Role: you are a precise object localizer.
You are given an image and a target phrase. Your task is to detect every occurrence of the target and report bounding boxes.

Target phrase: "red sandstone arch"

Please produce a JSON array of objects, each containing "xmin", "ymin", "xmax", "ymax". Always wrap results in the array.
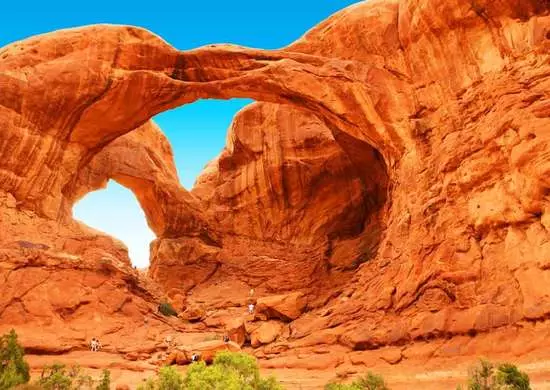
[
  {"xmin": 2, "ymin": 0, "xmax": 550, "ymax": 361},
  {"xmin": 0, "ymin": 25, "xmax": 404, "ymax": 236}
]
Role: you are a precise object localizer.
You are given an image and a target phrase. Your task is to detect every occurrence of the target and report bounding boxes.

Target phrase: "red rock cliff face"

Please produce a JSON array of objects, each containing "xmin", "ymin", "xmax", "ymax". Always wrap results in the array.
[
  {"xmin": 150, "ymin": 101, "xmax": 388, "ymax": 303},
  {"xmin": 1, "ymin": 0, "xmax": 550, "ymax": 366},
  {"xmin": 193, "ymin": 102, "xmax": 377, "ymax": 247}
]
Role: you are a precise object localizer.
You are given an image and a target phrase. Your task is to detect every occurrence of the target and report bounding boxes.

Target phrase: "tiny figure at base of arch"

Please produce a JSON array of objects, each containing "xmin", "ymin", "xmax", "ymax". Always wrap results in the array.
[
  {"xmin": 90, "ymin": 338, "xmax": 102, "ymax": 352},
  {"xmin": 191, "ymin": 352, "xmax": 200, "ymax": 362},
  {"xmin": 248, "ymin": 303, "xmax": 255, "ymax": 314}
]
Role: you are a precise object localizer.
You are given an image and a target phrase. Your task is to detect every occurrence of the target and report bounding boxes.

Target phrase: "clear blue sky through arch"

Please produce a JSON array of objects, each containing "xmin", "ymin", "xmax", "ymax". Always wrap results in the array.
[{"xmin": 2, "ymin": 0, "xmax": 361, "ymax": 267}]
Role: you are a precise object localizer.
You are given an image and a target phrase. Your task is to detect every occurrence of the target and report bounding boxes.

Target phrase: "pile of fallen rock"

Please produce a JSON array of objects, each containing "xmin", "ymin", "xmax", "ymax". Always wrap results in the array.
[{"xmin": 157, "ymin": 292, "xmax": 306, "ymax": 366}]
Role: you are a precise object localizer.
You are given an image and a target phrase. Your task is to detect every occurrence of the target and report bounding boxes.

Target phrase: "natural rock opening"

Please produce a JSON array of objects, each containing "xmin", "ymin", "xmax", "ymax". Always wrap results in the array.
[
  {"xmin": 0, "ymin": 24, "xmax": 398, "ymax": 340},
  {"xmin": 147, "ymin": 101, "xmax": 391, "ymax": 306},
  {"xmin": 4, "ymin": 0, "xmax": 550, "ymax": 370},
  {"xmin": 73, "ymin": 180, "xmax": 155, "ymax": 268},
  {"xmin": 71, "ymin": 98, "xmax": 256, "ymax": 268},
  {"xmin": 154, "ymin": 98, "xmax": 254, "ymax": 190}
]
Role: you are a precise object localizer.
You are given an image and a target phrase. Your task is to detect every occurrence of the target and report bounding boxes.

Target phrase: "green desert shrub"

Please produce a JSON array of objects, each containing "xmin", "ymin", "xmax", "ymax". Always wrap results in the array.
[
  {"xmin": 189, "ymin": 351, "xmax": 282, "ymax": 390},
  {"xmin": 0, "ymin": 329, "xmax": 30, "ymax": 389},
  {"xmin": 95, "ymin": 369, "xmax": 111, "ymax": 390},
  {"xmin": 137, "ymin": 378, "xmax": 157, "ymax": 390},
  {"xmin": 151, "ymin": 366, "xmax": 184, "ymax": 390},
  {"xmin": 201, "ymin": 335, "xmax": 219, "ymax": 342},
  {"xmin": 37, "ymin": 363, "xmax": 73, "ymax": 390},
  {"xmin": 158, "ymin": 302, "xmax": 178, "ymax": 317},
  {"xmin": 139, "ymin": 351, "xmax": 283, "ymax": 390},
  {"xmin": 37, "ymin": 364, "xmax": 103, "ymax": 390},
  {"xmin": 456, "ymin": 359, "xmax": 531, "ymax": 390},
  {"xmin": 324, "ymin": 372, "xmax": 389, "ymax": 390}
]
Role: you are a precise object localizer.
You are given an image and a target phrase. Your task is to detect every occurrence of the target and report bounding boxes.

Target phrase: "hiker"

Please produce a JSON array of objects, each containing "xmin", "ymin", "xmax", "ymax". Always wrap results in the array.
[
  {"xmin": 90, "ymin": 338, "xmax": 99, "ymax": 352},
  {"xmin": 223, "ymin": 334, "xmax": 230, "ymax": 343},
  {"xmin": 248, "ymin": 303, "xmax": 255, "ymax": 314},
  {"xmin": 191, "ymin": 353, "xmax": 200, "ymax": 362}
]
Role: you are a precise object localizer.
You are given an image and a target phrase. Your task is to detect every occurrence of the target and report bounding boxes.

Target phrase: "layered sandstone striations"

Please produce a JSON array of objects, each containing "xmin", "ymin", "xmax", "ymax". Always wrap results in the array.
[{"xmin": 0, "ymin": 0, "xmax": 549, "ymax": 375}]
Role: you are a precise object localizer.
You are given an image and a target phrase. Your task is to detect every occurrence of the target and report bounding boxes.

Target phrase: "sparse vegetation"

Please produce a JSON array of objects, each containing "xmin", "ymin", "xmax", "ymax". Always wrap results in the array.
[
  {"xmin": 355, "ymin": 373, "xmax": 389, "ymax": 390},
  {"xmin": 37, "ymin": 364, "xmax": 100, "ymax": 390},
  {"xmin": 95, "ymin": 369, "xmax": 111, "ymax": 390},
  {"xmin": 0, "ymin": 329, "xmax": 30, "ymax": 389},
  {"xmin": 138, "ymin": 351, "xmax": 283, "ymax": 390},
  {"xmin": 324, "ymin": 372, "xmax": 389, "ymax": 390},
  {"xmin": 37, "ymin": 363, "xmax": 75, "ymax": 389},
  {"xmin": 495, "ymin": 363, "xmax": 530, "ymax": 390},
  {"xmin": 201, "ymin": 335, "xmax": 219, "ymax": 342},
  {"xmin": 158, "ymin": 302, "xmax": 178, "ymax": 317},
  {"xmin": 456, "ymin": 359, "xmax": 531, "ymax": 390}
]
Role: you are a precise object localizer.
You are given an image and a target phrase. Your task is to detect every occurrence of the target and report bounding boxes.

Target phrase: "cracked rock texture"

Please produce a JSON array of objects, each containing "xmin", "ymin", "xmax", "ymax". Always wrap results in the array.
[{"xmin": 1, "ymin": 0, "xmax": 550, "ymax": 371}]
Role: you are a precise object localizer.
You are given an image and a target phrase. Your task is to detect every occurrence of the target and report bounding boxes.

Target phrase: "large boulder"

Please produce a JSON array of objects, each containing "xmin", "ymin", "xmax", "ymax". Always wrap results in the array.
[
  {"xmin": 225, "ymin": 317, "xmax": 247, "ymax": 347},
  {"xmin": 250, "ymin": 321, "xmax": 285, "ymax": 347},
  {"xmin": 255, "ymin": 292, "xmax": 306, "ymax": 322},
  {"xmin": 179, "ymin": 304, "xmax": 206, "ymax": 322}
]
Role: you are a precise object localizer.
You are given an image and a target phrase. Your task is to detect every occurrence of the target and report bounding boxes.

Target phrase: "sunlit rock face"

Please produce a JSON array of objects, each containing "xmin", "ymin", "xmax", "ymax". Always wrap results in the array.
[
  {"xmin": 1, "ymin": 0, "xmax": 550, "ymax": 367},
  {"xmin": 151, "ymin": 101, "xmax": 388, "ymax": 302}
]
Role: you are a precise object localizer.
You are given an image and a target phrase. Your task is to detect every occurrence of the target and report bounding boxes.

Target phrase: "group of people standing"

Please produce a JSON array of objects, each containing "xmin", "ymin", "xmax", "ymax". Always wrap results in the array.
[{"xmin": 89, "ymin": 337, "xmax": 102, "ymax": 352}]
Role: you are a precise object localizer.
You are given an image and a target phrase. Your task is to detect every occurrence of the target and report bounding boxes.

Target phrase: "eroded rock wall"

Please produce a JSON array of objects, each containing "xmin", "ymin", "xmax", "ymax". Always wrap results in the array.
[
  {"xmin": 153, "ymin": 101, "xmax": 387, "ymax": 304},
  {"xmin": 0, "ymin": 0, "xmax": 549, "ymax": 367}
]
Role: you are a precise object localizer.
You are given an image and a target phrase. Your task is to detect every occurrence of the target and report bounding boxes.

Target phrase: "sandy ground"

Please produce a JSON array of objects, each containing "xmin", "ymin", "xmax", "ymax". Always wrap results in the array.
[{"xmin": 25, "ymin": 351, "xmax": 550, "ymax": 389}]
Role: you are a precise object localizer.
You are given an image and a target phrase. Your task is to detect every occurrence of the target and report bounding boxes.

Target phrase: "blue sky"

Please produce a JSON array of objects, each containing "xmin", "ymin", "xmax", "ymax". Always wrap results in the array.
[{"xmin": 1, "ymin": 0, "xmax": 359, "ymax": 267}]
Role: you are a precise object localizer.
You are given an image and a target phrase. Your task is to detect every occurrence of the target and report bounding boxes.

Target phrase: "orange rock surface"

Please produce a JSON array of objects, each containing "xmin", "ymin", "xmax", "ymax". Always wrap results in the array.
[
  {"xmin": 164, "ymin": 340, "xmax": 241, "ymax": 365},
  {"xmin": 1, "ymin": 0, "xmax": 550, "ymax": 386}
]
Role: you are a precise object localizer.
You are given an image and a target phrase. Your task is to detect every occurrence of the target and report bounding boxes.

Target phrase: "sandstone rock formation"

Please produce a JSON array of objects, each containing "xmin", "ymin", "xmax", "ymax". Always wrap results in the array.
[
  {"xmin": 1, "ymin": 0, "xmax": 550, "ymax": 379},
  {"xmin": 254, "ymin": 292, "xmax": 306, "ymax": 322},
  {"xmin": 164, "ymin": 340, "xmax": 241, "ymax": 365}
]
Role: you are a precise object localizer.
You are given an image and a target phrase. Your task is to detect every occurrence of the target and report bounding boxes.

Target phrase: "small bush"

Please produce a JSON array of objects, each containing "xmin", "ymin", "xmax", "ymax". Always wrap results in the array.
[
  {"xmin": 37, "ymin": 363, "xmax": 73, "ymax": 390},
  {"xmin": 356, "ymin": 373, "xmax": 389, "ymax": 390},
  {"xmin": 137, "ymin": 378, "xmax": 157, "ymax": 390},
  {"xmin": 0, "ymin": 329, "xmax": 30, "ymax": 389},
  {"xmin": 495, "ymin": 363, "xmax": 530, "ymax": 390},
  {"xmin": 139, "ymin": 351, "xmax": 283, "ymax": 390},
  {"xmin": 96, "ymin": 369, "xmax": 110, "ymax": 390},
  {"xmin": 213, "ymin": 351, "xmax": 260, "ymax": 385},
  {"xmin": 183, "ymin": 362, "xmax": 242, "ymax": 390},
  {"xmin": 457, "ymin": 359, "xmax": 531, "ymax": 390},
  {"xmin": 157, "ymin": 366, "xmax": 184, "ymax": 390},
  {"xmin": 325, "ymin": 372, "xmax": 389, "ymax": 390},
  {"xmin": 325, "ymin": 383, "xmax": 361, "ymax": 390},
  {"xmin": 158, "ymin": 302, "xmax": 178, "ymax": 317},
  {"xmin": 37, "ymin": 363, "xmax": 105, "ymax": 390}
]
